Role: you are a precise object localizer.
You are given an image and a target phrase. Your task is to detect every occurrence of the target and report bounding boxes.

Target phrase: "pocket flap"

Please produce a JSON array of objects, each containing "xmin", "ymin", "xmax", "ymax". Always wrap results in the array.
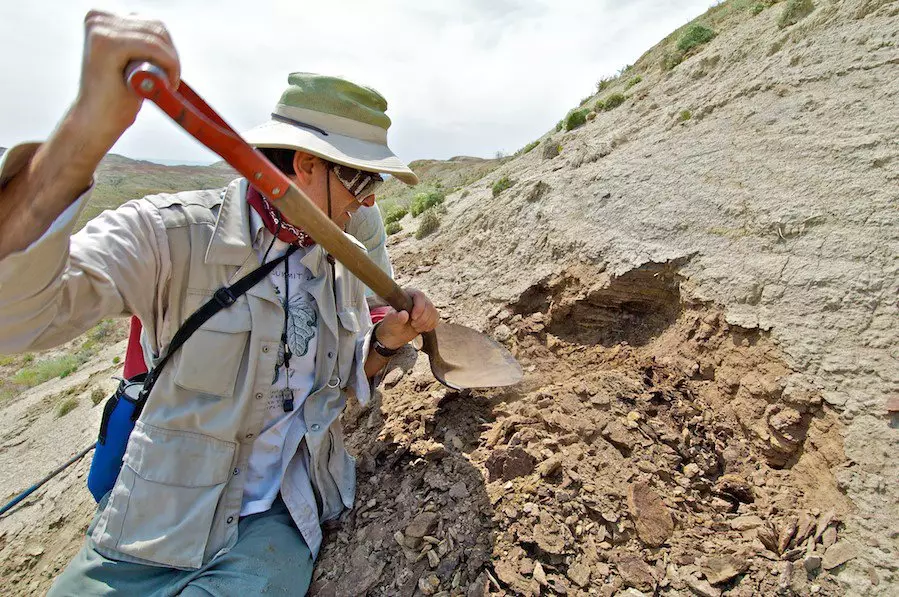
[
  {"xmin": 123, "ymin": 421, "xmax": 235, "ymax": 487},
  {"xmin": 184, "ymin": 292, "xmax": 253, "ymax": 333}
]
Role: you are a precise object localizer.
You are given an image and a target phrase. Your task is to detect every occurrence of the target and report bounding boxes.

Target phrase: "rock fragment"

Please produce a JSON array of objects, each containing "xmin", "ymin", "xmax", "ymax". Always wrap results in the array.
[
  {"xmin": 567, "ymin": 561, "xmax": 591, "ymax": 588},
  {"xmin": 729, "ymin": 515, "xmax": 764, "ymax": 531},
  {"xmin": 822, "ymin": 541, "xmax": 858, "ymax": 570},
  {"xmin": 485, "ymin": 447, "xmax": 536, "ymax": 482},
  {"xmin": 533, "ymin": 561, "xmax": 547, "ymax": 586},
  {"xmin": 686, "ymin": 577, "xmax": 721, "ymax": 597},
  {"xmin": 627, "ymin": 482, "xmax": 674, "ymax": 547},
  {"xmin": 616, "ymin": 554, "xmax": 657, "ymax": 592},
  {"xmin": 701, "ymin": 555, "xmax": 749, "ymax": 585}
]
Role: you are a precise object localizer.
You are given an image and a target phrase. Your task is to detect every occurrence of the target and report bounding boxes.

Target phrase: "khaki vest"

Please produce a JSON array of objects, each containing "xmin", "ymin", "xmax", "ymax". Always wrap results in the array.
[{"xmin": 88, "ymin": 179, "xmax": 370, "ymax": 568}]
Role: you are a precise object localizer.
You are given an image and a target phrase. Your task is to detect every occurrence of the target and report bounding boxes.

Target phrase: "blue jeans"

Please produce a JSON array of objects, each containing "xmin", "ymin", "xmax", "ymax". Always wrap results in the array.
[{"xmin": 48, "ymin": 497, "xmax": 314, "ymax": 596}]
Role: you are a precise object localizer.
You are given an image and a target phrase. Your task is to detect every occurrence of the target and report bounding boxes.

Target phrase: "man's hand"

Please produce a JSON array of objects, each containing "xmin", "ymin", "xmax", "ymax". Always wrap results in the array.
[
  {"xmin": 0, "ymin": 11, "xmax": 180, "ymax": 260},
  {"xmin": 75, "ymin": 11, "xmax": 181, "ymax": 156},
  {"xmin": 374, "ymin": 289, "xmax": 438, "ymax": 349}
]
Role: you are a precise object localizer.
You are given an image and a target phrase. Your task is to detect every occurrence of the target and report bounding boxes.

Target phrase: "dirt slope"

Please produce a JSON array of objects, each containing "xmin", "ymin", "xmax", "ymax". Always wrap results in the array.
[{"xmin": 360, "ymin": 0, "xmax": 897, "ymax": 594}]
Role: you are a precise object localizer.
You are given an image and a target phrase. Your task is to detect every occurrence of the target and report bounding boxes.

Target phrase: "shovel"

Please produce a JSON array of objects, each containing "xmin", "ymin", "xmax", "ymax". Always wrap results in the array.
[{"xmin": 125, "ymin": 63, "xmax": 522, "ymax": 389}]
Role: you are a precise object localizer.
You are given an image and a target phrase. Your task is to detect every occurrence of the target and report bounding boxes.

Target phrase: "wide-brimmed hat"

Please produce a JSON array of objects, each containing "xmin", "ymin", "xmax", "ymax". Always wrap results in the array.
[{"xmin": 242, "ymin": 72, "xmax": 419, "ymax": 185}]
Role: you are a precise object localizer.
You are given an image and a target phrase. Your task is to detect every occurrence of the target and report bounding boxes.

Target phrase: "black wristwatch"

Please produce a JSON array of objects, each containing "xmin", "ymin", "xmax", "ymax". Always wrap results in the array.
[{"xmin": 372, "ymin": 322, "xmax": 401, "ymax": 357}]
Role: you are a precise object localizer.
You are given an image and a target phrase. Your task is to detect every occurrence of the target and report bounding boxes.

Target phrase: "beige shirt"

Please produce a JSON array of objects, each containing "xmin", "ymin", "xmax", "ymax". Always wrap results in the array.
[{"xmin": 0, "ymin": 144, "xmax": 376, "ymax": 567}]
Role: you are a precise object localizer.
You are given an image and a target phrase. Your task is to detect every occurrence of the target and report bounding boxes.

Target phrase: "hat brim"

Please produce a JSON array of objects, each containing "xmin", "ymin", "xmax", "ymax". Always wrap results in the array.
[{"xmin": 241, "ymin": 120, "xmax": 419, "ymax": 186}]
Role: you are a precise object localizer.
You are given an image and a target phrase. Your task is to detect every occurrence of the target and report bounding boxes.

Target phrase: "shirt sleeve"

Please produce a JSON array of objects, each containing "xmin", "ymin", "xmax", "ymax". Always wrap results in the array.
[{"xmin": 0, "ymin": 143, "xmax": 170, "ymax": 354}]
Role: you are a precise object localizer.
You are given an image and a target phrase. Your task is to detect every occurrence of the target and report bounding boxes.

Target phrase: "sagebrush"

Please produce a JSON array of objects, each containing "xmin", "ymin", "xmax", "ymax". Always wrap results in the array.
[{"xmin": 415, "ymin": 210, "xmax": 440, "ymax": 239}]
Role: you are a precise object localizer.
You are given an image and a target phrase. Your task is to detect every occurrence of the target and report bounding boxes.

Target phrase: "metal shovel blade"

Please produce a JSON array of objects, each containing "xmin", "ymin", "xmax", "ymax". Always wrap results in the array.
[{"xmin": 420, "ymin": 322, "xmax": 522, "ymax": 389}]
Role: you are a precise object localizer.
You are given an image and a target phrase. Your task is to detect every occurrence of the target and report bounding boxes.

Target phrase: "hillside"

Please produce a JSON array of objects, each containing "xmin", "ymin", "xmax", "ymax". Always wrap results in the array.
[
  {"xmin": 0, "ymin": 1, "xmax": 897, "ymax": 596},
  {"xmin": 317, "ymin": 1, "xmax": 898, "ymax": 595},
  {"xmin": 82, "ymin": 154, "xmax": 237, "ymax": 229}
]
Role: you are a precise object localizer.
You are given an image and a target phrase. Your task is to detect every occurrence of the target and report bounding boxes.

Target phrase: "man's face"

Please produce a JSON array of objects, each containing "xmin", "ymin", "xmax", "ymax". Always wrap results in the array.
[{"xmin": 290, "ymin": 153, "xmax": 376, "ymax": 230}]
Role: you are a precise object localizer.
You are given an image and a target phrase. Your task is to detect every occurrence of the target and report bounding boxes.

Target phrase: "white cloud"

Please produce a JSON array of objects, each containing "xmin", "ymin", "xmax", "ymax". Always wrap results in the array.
[{"xmin": 0, "ymin": 0, "xmax": 712, "ymax": 164}]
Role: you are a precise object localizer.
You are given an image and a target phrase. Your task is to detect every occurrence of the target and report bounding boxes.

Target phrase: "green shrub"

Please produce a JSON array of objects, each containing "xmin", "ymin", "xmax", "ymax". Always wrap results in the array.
[
  {"xmin": 383, "ymin": 206, "xmax": 408, "ymax": 225},
  {"xmin": 520, "ymin": 140, "xmax": 540, "ymax": 154},
  {"xmin": 564, "ymin": 109, "xmax": 589, "ymax": 131},
  {"xmin": 677, "ymin": 24, "xmax": 716, "ymax": 53},
  {"xmin": 555, "ymin": 120, "xmax": 564, "ymax": 132},
  {"xmin": 602, "ymin": 94, "xmax": 626, "ymax": 111},
  {"xmin": 55, "ymin": 397, "xmax": 79, "ymax": 418},
  {"xmin": 91, "ymin": 389, "xmax": 106, "ymax": 406},
  {"xmin": 461, "ymin": 190, "xmax": 470, "ymax": 198},
  {"xmin": 662, "ymin": 51, "xmax": 685, "ymax": 71},
  {"xmin": 594, "ymin": 99, "xmax": 605, "ymax": 112},
  {"xmin": 750, "ymin": 2, "xmax": 766, "ymax": 15},
  {"xmin": 112, "ymin": 356, "xmax": 121, "ymax": 364},
  {"xmin": 14, "ymin": 354, "xmax": 82, "ymax": 386},
  {"xmin": 679, "ymin": 110, "xmax": 692, "ymax": 122},
  {"xmin": 625, "ymin": 76, "xmax": 643, "ymax": 90},
  {"xmin": 492, "ymin": 175, "xmax": 513, "ymax": 198},
  {"xmin": 778, "ymin": 0, "xmax": 814, "ymax": 27},
  {"xmin": 385, "ymin": 221, "xmax": 402, "ymax": 235},
  {"xmin": 415, "ymin": 210, "xmax": 440, "ymax": 240},
  {"xmin": 410, "ymin": 190, "xmax": 445, "ymax": 217},
  {"xmin": 596, "ymin": 77, "xmax": 614, "ymax": 92}
]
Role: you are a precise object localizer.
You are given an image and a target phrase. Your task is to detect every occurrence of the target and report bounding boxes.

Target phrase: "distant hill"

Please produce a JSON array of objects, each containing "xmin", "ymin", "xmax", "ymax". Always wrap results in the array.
[
  {"xmin": 0, "ymin": 147, "xmax": 6, "ymax": 159},
  {"xmin": 79, "ymin": 153, "xmax": 238, "ymax": 230}
]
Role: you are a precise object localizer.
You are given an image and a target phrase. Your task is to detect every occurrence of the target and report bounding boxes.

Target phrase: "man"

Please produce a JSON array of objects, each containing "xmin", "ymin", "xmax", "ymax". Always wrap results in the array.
[{"xmin": 0, "ymin": 11, "xmax": 437, "ymax": 596}]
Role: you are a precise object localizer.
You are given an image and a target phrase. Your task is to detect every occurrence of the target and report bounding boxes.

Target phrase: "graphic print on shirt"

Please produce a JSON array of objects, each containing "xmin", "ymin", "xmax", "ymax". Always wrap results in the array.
[{"xmin": 273, "ymin": 292, "xmax": 317, "ymax": 384}]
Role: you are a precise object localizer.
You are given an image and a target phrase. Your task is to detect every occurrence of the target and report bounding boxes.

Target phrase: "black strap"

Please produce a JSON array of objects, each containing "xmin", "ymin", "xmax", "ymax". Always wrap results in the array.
[{"xmin": 133, "ymin": 245, "xmax": 299, "ymax": 419}]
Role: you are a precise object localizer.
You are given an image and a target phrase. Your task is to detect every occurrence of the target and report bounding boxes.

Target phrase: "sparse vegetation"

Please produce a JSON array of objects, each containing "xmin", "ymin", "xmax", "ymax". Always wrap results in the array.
[
  {"xmin": 519, "ymin": 141, "xmax": 540, "ymax": 155},
  {"xmin": 677, "ymin": 24, "xmax": 716, "ymax": 53},
  {"xmin": 778, "ymin": 0, "xmax": 814, "ymax": 28},
  {"xmin": 112, "ymin": 356, "xmax": 121, "ymax": 364},
  {"xmin": 415, "ymin": 209, "xmax": 440, "ymax": 240},
  {"xmin": 679, "ymin": 110, "xmax": 692, "ymax": 122},
  {"xmin": 625, "ymin": 76, "xmax": 643, "ymax": 90},
  {"xmin": 751, "ymin": 2, "xmax": 766, "ymax": 15},
  {"xmin": 91, "ymin": 388, "xmax": 106, "ymax": 406},
  {"xmin": 55, "ymin": 397, "xmax": 79, "ymax": 418},
  {"xmin": 13, "ymin": 353, "xmax": 88, "ymax": 387},
  {"xmin": 564, "ymin": 109, "xmax": 589, "ymax": 131},
  {"xmin": 596, "ymin": 77, "xmax": 614, "ymax": 93},
  {"xmin": 460, "ymin": 190, "xmax": 470, "ymax": 198},
  {"xmin": 383, "ymin": 206, "xmax": 408, "ymax": 225},
  {"xmin": 492, "ymin": 175, "xmax": 513, "ymax": 198},
  {"xmin": 385, "ymin": 221, "xmax": 402, "ymax": 236},
  {"xmin": 410, "ymin": 190, "xmax": 445, "ymax": 217},
  {"xmin": 598, "ymin": 93, "xmax": 626, "ymax": 112}
]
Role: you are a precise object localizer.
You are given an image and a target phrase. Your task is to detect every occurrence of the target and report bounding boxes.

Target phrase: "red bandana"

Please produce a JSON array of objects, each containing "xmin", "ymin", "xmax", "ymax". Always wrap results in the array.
[{"xmin": 246, "ymin": 185, "xmax": 315, "ymax": 247}]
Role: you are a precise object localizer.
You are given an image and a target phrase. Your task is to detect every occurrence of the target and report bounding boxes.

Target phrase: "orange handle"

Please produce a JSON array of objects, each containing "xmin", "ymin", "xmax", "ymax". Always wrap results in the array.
[{"xmin": 125, "ymin": 63, "xmax": 289, "ymax": 201}]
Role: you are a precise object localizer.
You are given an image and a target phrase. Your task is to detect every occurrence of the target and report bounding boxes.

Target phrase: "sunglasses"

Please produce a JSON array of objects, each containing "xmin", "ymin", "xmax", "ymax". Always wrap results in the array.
[{"xmin": 328, "ymin": 162, "xmax": 384, "ymax": 203}]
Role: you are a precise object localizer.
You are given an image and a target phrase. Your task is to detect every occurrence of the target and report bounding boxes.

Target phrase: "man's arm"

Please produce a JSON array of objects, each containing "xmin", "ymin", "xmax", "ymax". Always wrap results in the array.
[{"xmin": 0, "ymin": 11, "xmax": 180, "ymax": 261}]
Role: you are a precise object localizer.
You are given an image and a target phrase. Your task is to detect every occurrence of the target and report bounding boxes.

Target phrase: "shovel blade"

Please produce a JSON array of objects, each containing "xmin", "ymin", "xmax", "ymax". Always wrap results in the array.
[{"xmin": 423, "ymin": 322, "xmax": 523, "ymax": 389}]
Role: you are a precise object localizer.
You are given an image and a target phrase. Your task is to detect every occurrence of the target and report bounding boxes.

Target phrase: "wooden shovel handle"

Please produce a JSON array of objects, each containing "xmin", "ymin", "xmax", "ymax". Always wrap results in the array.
[
  {"xmin": 278, "ymin": 187, "xmax": 414, "ymax": 313},
  {"xmin": 125, "ymin": 61, "xmax": 416, "ymax": 315}
]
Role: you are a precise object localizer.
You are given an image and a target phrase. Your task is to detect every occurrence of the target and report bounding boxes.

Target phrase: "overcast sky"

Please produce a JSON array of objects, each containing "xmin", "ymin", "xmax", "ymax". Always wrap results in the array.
[{"xmin": 0, "ymin": 1, "xmax": 712, "ymax": 165}]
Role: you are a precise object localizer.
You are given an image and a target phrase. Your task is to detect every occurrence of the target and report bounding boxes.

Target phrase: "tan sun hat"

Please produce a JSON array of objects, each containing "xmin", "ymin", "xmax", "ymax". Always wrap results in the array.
[{"xmin": 242, "ymin": 72, "xmax": 419, "ymax": 186}]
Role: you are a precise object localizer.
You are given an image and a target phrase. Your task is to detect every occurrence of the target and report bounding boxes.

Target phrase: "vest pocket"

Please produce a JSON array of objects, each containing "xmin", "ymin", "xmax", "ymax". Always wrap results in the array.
[
  {"xmin": 173, "ymin": 298, "xmax": 253, "ymax": 397},
  {"xmin": 100, "ymin": 421, "xmax": 236, "ymax": 569}
]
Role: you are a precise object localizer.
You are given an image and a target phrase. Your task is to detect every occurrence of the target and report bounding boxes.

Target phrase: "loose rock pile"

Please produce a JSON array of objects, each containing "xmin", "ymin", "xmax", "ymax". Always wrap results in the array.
[{"xmin": 310, "ymin": 266, "xmax": 854, "ymax": 596}]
